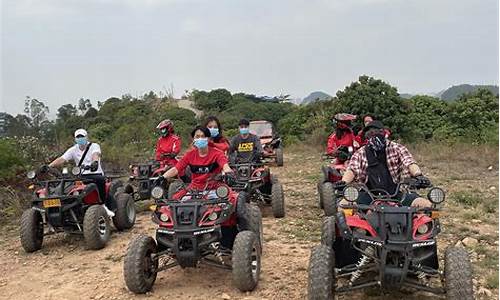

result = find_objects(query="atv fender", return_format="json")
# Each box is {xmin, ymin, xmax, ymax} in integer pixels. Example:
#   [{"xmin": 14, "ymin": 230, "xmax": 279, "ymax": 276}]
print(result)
[{"xmin": 82, "ymin": 183, "xmax": 101, "ymax": 205}]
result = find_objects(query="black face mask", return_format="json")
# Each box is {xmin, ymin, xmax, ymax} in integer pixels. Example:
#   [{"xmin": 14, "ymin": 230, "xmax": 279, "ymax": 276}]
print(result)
[{"xmin": 367, "ymin": 134, "xmax": 386, "ymax": 152}]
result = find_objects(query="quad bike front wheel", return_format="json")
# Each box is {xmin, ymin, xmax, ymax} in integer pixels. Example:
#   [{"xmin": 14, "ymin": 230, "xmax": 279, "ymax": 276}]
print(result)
[
  {"xmin": 113, "ymin": 192, "xmax": 136, "ymax": 230},
  {"xmin": 20, "ymin": 209, "xmax": 44, "ymax": 253},
  {"xmin": 444, "ymin": 246, "xmax": 474, "ymax": 300},
  {"xmin": 246, "ymin": 203, "xmax": 264, "ymax": 252},
  {"xmin": 320, "ymin": 216, "xmax": 336, "ymax": 248},
  {"xmin": 83, "ymin": 205, "xmax": 111, "ymax": 250},
  {"xmin": 123, "ymin": 234, "xmax": 159, "ymax": 294},
  {"xmin": 317, "ymin": 173, "xmax": 327, "ymax": 209},
  {"xmin": 271, "ymin": 181, "xmax": 285, "ymax": 218},
  {"xmin": 275, "ymin": 147, "xmax": 284, "ymax": 166},
  {"xmin": 308, "ymin": 245, "xmax": 335, "ymax": 300},
  {"xmin": 232, "ymin": 230, "xmax": 261, "ymax": 292},
  {"xmin": 321, "ymin": 182, "xmax": 337, "ymax": 216}
]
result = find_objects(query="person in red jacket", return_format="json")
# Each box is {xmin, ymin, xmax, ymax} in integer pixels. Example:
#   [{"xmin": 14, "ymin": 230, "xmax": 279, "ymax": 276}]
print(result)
[
  {"xmin": 326, "ymin": 113, "xmax": 358, "ymax": 162},
  {"xmin": 155, "ymin": 119, "xmax": 182, "ymax": 168},
  {"xmin": 203, "ymin": 115, "xmax": 230, "ymax": 154}
]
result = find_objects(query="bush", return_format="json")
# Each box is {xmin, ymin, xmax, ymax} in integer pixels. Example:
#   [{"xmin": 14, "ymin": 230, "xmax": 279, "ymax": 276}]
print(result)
[{"xmin": 0, "ymin": 139, "xmax": 23, "ymax": 180}]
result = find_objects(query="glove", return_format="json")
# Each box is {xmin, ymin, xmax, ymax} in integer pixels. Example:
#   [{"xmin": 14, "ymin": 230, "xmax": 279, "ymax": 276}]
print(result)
[
  {"xmin": 153, "ymin": 176, "xmax": 166, "ymax": 187},
  {"xmin": 224, "ymin": 172, "xmax": 237, "ymax": 186},
  {"xmin": 90, "ymin": 161, "xmax": 99, "ymax": 172},
  {"xmin": 414, "ymin": 175, "xmax": 431, "ymax": 188},
  {"xmin": 332, "ymin": 180, "xmax": 347, "ymax": 190},
  {"xmin": 39, "ymin": 165, "xmax": 50, "ymax": 174}
]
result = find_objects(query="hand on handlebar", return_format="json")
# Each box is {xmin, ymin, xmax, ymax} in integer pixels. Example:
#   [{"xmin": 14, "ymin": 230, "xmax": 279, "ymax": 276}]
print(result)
[
  {"xmin": 333, "ymin": 180, "xmax": 347, "ymax": 190},
  {"xmin": 413, "ymin": 175, "xmax": 431, "ymax": 188},
  {"xmin": 39, "ymin": 165, "xmax": 50, "ymax": 174}
]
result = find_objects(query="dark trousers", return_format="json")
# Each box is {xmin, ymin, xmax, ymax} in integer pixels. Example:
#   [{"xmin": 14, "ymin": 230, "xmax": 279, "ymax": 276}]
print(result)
[{"xmin": 82, "ymin": 174, "xmax": 114, "ymax": 210}]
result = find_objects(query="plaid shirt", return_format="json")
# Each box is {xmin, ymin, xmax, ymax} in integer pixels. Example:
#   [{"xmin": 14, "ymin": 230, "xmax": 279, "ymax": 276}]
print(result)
[{"xmin": 348, "ymin": 141, "xmax": 416, "ymax": 184}]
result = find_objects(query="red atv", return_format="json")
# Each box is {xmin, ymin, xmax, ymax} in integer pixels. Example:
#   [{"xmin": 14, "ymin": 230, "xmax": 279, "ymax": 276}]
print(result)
[
  {"xmin": 307, "ymin": 179, "xmax": 473, "ymax": 299},
  {"xmin": 317, "ymin": 146, "xmax": 353, "ymax": 216},
  {"xmin": 229, "ymin": 160, "xmax": 285, "ymax": 218},
  {"xmin": 125, "ymin": 154, "xmax": 189, "ymax": 201},
  {"xmin": 249, "ymin": 120, "xmax": 284, "ymax": 166},
  {"xmin": 123, "ymin": 177, "xmax": 263, "ymax": 294},
  {"xmin": 20, "ymin": 165, "xmax": 136, "ymax": 252}
]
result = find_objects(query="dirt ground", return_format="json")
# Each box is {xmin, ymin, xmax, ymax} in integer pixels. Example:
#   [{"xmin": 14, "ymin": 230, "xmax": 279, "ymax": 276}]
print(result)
[{"xmin": 0, "ymin": 146, "xmax": 498, "ymax": 300}]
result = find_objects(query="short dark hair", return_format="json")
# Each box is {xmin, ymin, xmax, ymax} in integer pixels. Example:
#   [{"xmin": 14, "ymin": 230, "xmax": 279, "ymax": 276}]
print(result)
[
  {"xmin": 239, "ymin": 118, "xmax": 250, "ymax": 126},
  {"xmin": 190, "ymin": 125, "xmax": 211, "ymax": 138}
]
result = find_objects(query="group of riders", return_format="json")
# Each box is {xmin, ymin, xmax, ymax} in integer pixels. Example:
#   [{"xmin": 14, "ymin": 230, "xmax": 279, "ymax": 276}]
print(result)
[{"xmin": 48, "ymin": 112, "xmax": 432, "ymax": 228}]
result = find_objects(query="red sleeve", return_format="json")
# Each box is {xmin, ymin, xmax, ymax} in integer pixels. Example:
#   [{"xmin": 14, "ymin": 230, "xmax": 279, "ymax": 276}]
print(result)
[
  {"xmin": 213, "ymin": 139, "xmax": 229, "ymax": 153},
  {"xmin": 155, "ymin": 139, "xmax": 162, "ymax": 161},
  {"xmin": 175, "ymin": 150, "xmax": 191, "ymax": 173},
  {"xmin": 215, "ymin": 149, "xmax": 229, "ymax": 168},
  {"xmin": 326, "ymin": 134, "xmax": 337, "ymax": 155},
  {"xmin": 172, "ymin": 136, "xmax": 181, "ymax": 155}
]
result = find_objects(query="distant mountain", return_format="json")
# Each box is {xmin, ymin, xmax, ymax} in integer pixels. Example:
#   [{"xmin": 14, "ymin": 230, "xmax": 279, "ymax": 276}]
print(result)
[
  {"xmin": 399, "ymin": 93, "xmax": 414, "ymax": 99},
  {"xmin": 302, "ymin": 91, "xmax": 332, "ymax": 104},
  {"xmin": 440, "ymin": 84, "xmax": 499, "ymax": 101}
]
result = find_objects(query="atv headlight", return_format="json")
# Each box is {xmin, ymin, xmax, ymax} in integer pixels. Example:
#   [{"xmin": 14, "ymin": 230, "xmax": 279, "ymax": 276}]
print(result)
[
  {"xmin": 159, "ymin": 213, "xmax": 169, "ymax": 222},
  {"xmin": 343, "ymin": 186, "xmax": 359, "ymax": 202},
  {"xmin": 62, "ymin": 167, "xmax": 69, "ymax": 175},
  {"xmin": 208, "ymin": 212, "xmax": 218, "ymax": 221},
  {"xmin": 72, "ymin": 166, "xmax": 81, "ymax": 176},
  {"xmin": 216, "ymin": 186, "xmax": 230, "ymax": 198},
  {"xmin": 427, "ymin": 187, "xmax": 445, "ymax": 204},
  {"xmin": 417, "ymin": 223, "xmax": 429, "ymax": 234},
  {"xmin": 27, "ymin": 170, "xmax": 36, "ymax": 179},
  {"xmin": 151, "ymin": 186, "xmax": 164, "ymax": 199}
]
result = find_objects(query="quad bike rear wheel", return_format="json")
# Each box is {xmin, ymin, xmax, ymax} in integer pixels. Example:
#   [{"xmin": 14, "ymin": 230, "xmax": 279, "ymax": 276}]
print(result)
[
  {"xmin": 20, "ymin": 209, "xmax": 44, "ymax": 253},
  {"xmin": 320, "ymin": 216, "xmax": 336, "ymax": 248},
  {"xmin": 317, "ymin": 173, "xmax": 326, "ymax": 209},
  {"xmin": 246, "ymin": 203, "xmax": 264, "ymax": 251},
  {"xmin": 232, "ymin": 230, "xmax": 261, "ymax": 292},
  {"xmin": 321, "ymin": 182, "xmax": 337, "ymax": 216},
  {"xmin": 444, "ymin": 246, "xmax": 474, "ymax": 300},
  {"xmin": 275, "ymin": 147, "xmax": 284, "ymax": 166},
  {"xmin": 271, "ymin": 181, "xmax": 285, "ymax": 218},
  {"xmin": 123, "ymin": 235, "xmax": 159, "ymax": 294},
  {"xmin": 167, "ymin": 179, "xmax": 185, "ymax": 199},
  {"xmin": 307, "ymin": 245, "xmax": 335, "ymax": 300},
  {"xmin": 113, "ymin": 192, "xmax": 136, "ymax": 230},
  {"xmin": 83, "ymin": 205, "xmax": 111, "ymax": 250}
]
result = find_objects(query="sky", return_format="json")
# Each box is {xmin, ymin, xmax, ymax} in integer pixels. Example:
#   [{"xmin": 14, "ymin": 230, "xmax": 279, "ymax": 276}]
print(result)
[{"xmin": 1, "ymin": 0, "xmax": 498, "ymax": 115}]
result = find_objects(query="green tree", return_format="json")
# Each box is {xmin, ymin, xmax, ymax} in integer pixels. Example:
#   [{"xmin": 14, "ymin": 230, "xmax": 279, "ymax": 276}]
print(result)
[
  {"xmin": 333, "ymin": 75, "xmax": 412, "ymax": 138},
  {"xmin": 407, "ymin": 95, "xmax": 448, "ymax": 139}
]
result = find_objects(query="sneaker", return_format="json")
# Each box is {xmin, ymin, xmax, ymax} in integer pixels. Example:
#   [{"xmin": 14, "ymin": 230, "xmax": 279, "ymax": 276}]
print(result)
[{"xmin": 104, "ymin": 205, "xmax": 115, "ymax": 217}]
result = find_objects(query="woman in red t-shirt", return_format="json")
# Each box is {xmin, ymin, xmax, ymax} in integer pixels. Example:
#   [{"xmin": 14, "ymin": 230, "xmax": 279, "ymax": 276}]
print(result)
[
  {"xmin": 203, "ymin": 116, "xmax": 230, "ymax": 154},
  {"xmin": 158, "ymin": 126, "xmax": 250, "ymax": 236},
  {"xmin": 160, "ymin": 126, "xmax": 233, "ymax": 190}
]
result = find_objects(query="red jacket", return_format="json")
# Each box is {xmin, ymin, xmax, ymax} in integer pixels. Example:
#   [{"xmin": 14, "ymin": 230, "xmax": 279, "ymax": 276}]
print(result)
[
  {"xmin": 209, "ymin": 136, "xmax": 230, "ymax": 154},
  {"xmin": 155, "ymin": 134, "xmax": 182, "ymax": 167},
  {"xmin": 327, "ymin": 131, "xmax": 356, "ymax": 155}
]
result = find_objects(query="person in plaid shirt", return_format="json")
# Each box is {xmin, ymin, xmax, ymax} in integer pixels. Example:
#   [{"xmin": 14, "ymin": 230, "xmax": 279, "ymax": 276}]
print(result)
[{"xmin": 337, "ymin": 120, "xmax": 432, "ymax": 208}]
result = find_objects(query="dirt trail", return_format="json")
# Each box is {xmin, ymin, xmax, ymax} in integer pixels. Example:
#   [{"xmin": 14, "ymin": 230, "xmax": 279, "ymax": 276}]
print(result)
[{"xmin": 0, "ymin": 149, "xmax": 497, "ymax": 300}]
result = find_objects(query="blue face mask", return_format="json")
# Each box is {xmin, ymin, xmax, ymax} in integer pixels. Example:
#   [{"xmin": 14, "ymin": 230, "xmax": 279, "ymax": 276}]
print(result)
[
  {"xmin": 193, "ymin": 138, "xmax": 208, "ymax": 149},
  {"xmin": 75, "ymin": 137, "xmax": 87, "ymax": 146},
  {"xmin": 239, "ymin": 127, "xmax": 249, "ymax": 135},
  {"xmin": 208, "ymin": 127, "xmax": 219, "ymax": 137}
]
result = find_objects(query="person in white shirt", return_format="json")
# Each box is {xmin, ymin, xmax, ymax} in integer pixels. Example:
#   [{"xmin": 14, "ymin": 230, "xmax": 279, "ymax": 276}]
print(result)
[{"xmin": 49, "ymin": 129, "xmax": 114, "ymax": 216}]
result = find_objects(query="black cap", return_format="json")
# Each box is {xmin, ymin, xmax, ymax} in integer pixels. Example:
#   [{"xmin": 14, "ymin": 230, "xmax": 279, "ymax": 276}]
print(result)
[
  {"xmin": 191, "ymin": 125, "xmax": 211, "ymax": 138},
  {"xmin": 363, "ymin": 120, "xmax": 384, "ymax": 132},
  {"xmin": 239, "ymin": 118, "xmax": 250, "ymax": 126}
]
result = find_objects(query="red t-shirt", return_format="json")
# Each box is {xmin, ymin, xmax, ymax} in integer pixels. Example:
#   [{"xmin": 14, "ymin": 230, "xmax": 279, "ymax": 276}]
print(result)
[{"xmin": 175, "ymin": 147, "xmax": 228, "ymax": 189}]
